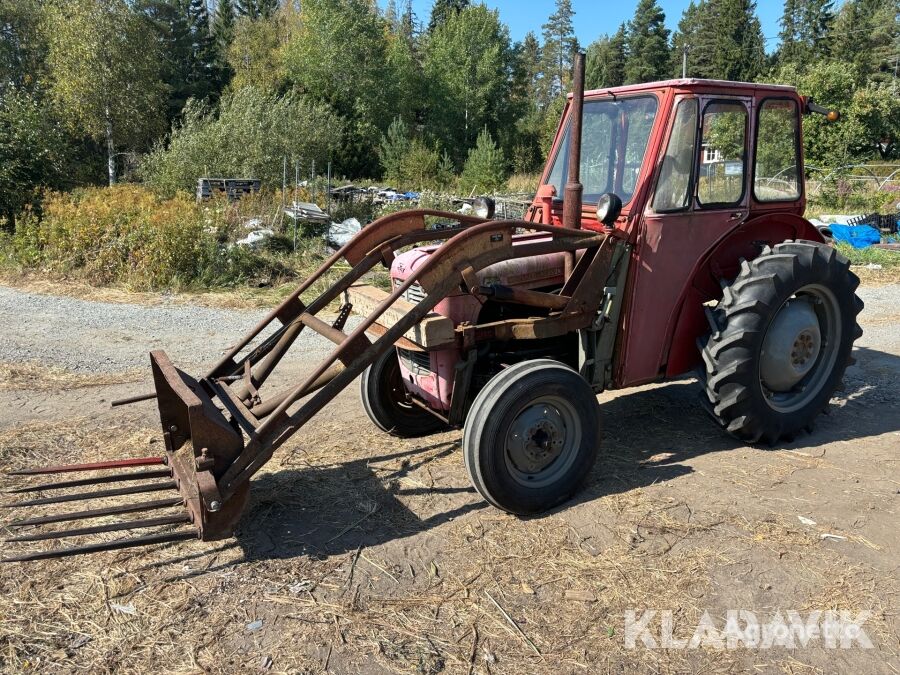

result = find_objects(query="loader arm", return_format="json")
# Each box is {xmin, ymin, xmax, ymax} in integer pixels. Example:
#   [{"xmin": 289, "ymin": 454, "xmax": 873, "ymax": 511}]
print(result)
[{"xmin": 5, "ymin": 209, "xmax": 610, "ymax": 561}]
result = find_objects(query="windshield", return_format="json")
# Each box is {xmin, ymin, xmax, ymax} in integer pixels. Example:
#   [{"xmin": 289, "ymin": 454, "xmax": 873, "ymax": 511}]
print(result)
[{"xmin": 546, "ymin": 96, "xmax": 658, "ymax": 205}]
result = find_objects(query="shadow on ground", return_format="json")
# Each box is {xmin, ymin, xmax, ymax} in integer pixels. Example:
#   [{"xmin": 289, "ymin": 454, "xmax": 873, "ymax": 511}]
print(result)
[{"xmin": 199, "ymin": 347, "xmax": 900, "ymax": 564}]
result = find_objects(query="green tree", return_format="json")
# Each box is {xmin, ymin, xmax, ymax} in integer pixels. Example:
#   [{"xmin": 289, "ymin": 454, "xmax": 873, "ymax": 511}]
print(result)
[
  {"xmin": 0, "ymin": 0, "xmax": 46, "ymax": 94},
  {"xmin": 427, "ymin": 0, "xmax": 469, "ymax": 33},
  {"xmin": 227, "ymin": 13, "xmax": 284, "ymax": 91},
  {"xmin": 140, "ymin": 87, "xmax": 343, "ymax": 195},
  {"xmin": 508, "ymin": 31, "xmax": 545, "ymax": 172},
  {"xmin": 0, "ymin": 92, "xmax": 71, "ymax": 229},
  {"xmin": 379, "ymin": 116, "xmax": 411, "ymax": 184},
  {"xmin": 540, "ymin": 0, "xmax": 578, "ymax": 101},
  {"xmin": 211, "ymin": 0, "xmax": 235, "ymax": 88},
  {"xmin": 42, "ymin": 0, "xmax": 166, "ymax": 186},
  {"xmin": 831, "ymin": 0, "xmax": 900, "ymax": 83},
  {"xmin": 459, "ymin": 127, "xmax": 507, "ymax": 194},
  {"xmin": 771, "ymin": 60, "xmax": 899, "ymax": 166},
  {"xmin": 672, "ymin": 0, "xmax": 764, "ymax": 81},
  {"xmin": 399, "ymin": 139, "xmax": 452, "ymax": 189},
  {"xmin": 624, "ymin": 0, "xmax": 670, "ymax": 84},
  {"xmin": 422, "ymin": 4, "xmax": 514, "ymax": 165},
  {"xmin": 777, "ymin": 0, "xmax": 834, "ymax": 67},
  {"xmin": 385, "ymin": 2, "xmax": 422, "ymax": 127},
  {"xmin": 139, "ymin": 0, "xmax": 219, "ymax": 121},
  {"xmin": 235, "ymin": 0, "xmax": 279, "ymax": 20},
  {"xmin": 586, "ymin": 24, "xmax": 626, "ymax": 88},
  {"xmin": 281, "ymin": 0, "xmax": 390, "ymax": 176}
]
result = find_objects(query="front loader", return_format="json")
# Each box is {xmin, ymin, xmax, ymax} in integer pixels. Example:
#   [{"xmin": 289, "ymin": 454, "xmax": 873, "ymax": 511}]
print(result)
[{"xmin": 4, "ymin": 55, "xmax": 863, "ymax": 561}]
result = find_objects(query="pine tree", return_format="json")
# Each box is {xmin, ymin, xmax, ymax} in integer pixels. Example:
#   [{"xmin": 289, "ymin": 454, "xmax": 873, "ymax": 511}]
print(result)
[
  {"xmin": 831, "ymin": 0, "xmax": 899, "ymax": 83},
  {"xmin": 385, "ymin": 0, "xmax": 399, "ymax": 29},
  {"xmin": 670, "ymin": 1, "xmax": 704, "ymax": 78},
  {"xmin": 670, "ymin": 0, "xmax": 764, "ymax": 81},
  {"xmin": 777, "ymin": 0, "xmax": 834, "ymax": 66},
  {"xmin": 235, "ymin": 0, "xmax": 278, "ymax": 20},
  {"xmin": 624, "ymin": 0, "xmax": 670, "ymax": 84},
  {"xmin": 540, "ymin": 0, "xmax": 577, "ymax": 100},
  {"xmin": 460, "ymin": 127, "xmax": 507, "ymax": 194},
  {"xmin": 717, "ymin": 0, "xmax": 765, "ymax": 81},
  {"xmin": 586, "ymin": 24, "xmax": 626, "ymax": 88},
  {"xmin": 212, "ymin": 0, "xmax": 235, "ymax": 68},
  {"xmin": 379, "ymin": 116, "xmax": 411, "ymax": 183},
  {"xmin": 427, "ymin": 0, "xmax": 469, "ymax": 33},
  {"xmin": 139, "ymin": 0, "xmax": 218, "ymax": 119}
]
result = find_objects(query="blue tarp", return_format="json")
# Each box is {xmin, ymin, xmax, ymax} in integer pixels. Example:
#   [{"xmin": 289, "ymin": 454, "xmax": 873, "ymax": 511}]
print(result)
[{"xmin": 828, "ymin": 224, "xmax": 882, "ymax": 249}]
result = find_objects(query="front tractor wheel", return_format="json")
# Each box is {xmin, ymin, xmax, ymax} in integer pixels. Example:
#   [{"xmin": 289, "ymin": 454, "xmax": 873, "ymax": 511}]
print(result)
[
  {"xmin": 360, "ymin": 348, "xmax": 447, "ymax": 438},
  {"xmin": 463, "ymin": 359, "xmax": 601, "ymax": 515},
  {"xmin": 700, "ymin": 241, "xmax": 863, "ymax": 444}
]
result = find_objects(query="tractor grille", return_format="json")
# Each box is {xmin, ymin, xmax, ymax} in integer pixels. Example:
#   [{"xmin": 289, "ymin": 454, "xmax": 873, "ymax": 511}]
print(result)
[
  {"xmin": 394, "ymin": 278, "xmax": 427, "ymax": 304},
  {"xmin": 397, "ymin": 348, "xmax": 432, "ymax": 375}
]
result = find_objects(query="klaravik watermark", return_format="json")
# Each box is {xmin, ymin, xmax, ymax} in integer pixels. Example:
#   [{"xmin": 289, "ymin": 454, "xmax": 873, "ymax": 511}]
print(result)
[{"xmin": 624, "ymin": 610, "xmax": 873, "ymax": 649}]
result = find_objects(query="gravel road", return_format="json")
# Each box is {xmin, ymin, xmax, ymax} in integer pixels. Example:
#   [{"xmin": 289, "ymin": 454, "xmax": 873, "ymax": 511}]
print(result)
[
  {"xmin": 0, "ymin": 286, "xmax": 355, "ymax": 373},
  {"xmin": 2, "ymin": 281, "xmax": 897, "ymax": 374}
]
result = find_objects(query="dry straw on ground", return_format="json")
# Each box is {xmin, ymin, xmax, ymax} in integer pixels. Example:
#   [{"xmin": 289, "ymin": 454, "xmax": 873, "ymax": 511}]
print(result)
[
  {"xmin": 1, "ymin": 415, "xmax": 896, "ymax": 674},
  {"xmin": 0, "ymin": 362, "xmax": 142, "ymax": 392}
]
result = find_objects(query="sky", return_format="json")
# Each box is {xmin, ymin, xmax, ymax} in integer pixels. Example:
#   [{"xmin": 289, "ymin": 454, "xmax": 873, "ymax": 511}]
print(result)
[{"xmin": 380, "ymin": 0, "xmax": 788, "ymax": 52}]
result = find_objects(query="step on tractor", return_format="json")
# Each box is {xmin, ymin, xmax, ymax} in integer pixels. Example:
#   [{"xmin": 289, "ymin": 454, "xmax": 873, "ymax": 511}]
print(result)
[{"xmin": 5, "ymin": 55, "xmax": 863, "ymax": 562}]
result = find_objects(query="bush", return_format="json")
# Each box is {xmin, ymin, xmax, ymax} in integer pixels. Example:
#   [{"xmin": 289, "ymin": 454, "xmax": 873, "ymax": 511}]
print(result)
[
  {"xmin": 459, "ymin": 127, "xmax": 508, "ymax": 195},
  {"xmin": 8, "ymin": 185, "xmax": 286, "ymax": 290},
  {"xmin": 140, "ymin": 88, "xmax": 343, "ymax": 197}
]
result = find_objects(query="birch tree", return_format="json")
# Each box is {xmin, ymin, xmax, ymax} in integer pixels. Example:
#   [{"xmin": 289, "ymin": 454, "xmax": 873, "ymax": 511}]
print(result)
[{"xmin": 42, "ymin": 0, "xmax": 165, "ymax": 185}]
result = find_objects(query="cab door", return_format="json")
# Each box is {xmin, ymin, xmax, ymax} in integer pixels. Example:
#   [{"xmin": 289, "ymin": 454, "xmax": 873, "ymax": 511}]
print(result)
[{"xmin": 619, "ymin": 94, "xmax": 754, "ymax": 386}]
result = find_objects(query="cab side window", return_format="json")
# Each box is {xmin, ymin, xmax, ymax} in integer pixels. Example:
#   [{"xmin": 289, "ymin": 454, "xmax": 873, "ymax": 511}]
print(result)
[
  {"xmin": 697, "ymin": 102, "xmax": 747, "ymax": 206},
  {"xmin": 754, "ymin": 99, "xmax": 801, "ymax": 201},
  {"xmin": 652, "ymin": 98, "xmax": 698, "ymax": 212}
]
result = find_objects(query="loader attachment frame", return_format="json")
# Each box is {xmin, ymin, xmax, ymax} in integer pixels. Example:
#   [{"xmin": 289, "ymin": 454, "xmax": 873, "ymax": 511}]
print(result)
[{"xmin": 5, "ymin": 209, "xmax": 613, "ymax": 560}]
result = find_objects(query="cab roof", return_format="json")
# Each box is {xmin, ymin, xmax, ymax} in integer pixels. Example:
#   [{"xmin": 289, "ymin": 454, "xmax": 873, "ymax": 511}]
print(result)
[{"xmin": 572, "ymin": 78, "xmax": 798, "ymax": 100}]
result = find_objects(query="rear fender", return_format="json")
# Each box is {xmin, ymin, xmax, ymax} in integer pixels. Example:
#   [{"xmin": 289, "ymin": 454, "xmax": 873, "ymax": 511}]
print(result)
[{"xmin": 664, "ymin": 214, "xmax": 824, "ymax": 378}]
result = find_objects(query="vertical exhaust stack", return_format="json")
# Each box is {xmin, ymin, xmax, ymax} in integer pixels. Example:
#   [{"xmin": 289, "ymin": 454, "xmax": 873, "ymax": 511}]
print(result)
[{"xmin": 563, "ymin": 52, "xmax": 586, "ymax": 279}]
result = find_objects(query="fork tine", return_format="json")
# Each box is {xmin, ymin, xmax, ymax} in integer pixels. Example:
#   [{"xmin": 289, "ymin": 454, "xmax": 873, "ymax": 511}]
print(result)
[
  {"xmin": 8, "ymin": 457, "xmax": 165, "ymax": 476},
  {"xmin": 6, "ymin": 514, "xmax": 192, "ymax": 542},
  {"xmin": 1, "ymin": 530, "xmax": 198, "ymax": 562},
  {"xmin": 3, "ymin": 481, "xmax": 178, "ymax": 508},
  {"xmin": 6, "ymin": 469, "xmax": 172, "ymax": 494},
  {"xmin": 6, "ymin": 497, "xmax": 184, "ymax": 529}
]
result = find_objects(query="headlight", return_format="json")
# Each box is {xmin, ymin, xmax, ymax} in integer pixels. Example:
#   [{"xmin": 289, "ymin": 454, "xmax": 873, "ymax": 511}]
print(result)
[
  {"xmin": 473, "ymin": 197, "xmax": 496, "ymax": 220},
  {"xmin": 595, "ymin": 193, "xmax": 623, "ymax": 226}
]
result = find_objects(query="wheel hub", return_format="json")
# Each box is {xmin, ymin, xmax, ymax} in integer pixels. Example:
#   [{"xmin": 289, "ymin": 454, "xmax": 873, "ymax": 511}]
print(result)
[
  {"xmin": 760, "ymin": 298, "xmax": 821, "ymax": 392},
  {"xmin": 507, "ymin": 404, "xmax": 566, "ymax": 474}
]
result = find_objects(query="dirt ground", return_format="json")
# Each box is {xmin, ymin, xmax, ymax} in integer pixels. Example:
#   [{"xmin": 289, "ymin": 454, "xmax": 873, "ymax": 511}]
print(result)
[{"xmin": 0, "ymin": 281, "xmax": 897, "ymax": 674}]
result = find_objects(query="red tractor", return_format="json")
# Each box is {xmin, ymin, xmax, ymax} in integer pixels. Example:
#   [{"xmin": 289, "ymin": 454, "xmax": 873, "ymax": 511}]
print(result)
[{"xmin": 6, "ymin": 56, "xmax": 862, "ymax": 561}]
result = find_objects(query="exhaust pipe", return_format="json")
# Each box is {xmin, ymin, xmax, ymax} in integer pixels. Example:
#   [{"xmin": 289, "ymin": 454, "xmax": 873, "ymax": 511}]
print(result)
[{"xmin": 563, "ymin": 52, "xmax": 585, "ymax": 279}]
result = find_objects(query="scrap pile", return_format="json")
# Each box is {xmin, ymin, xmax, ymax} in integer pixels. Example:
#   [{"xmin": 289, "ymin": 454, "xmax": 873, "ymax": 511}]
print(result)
[{"xmin": 810, "ymin": 211, "xmax": 900, "ymax": 251}]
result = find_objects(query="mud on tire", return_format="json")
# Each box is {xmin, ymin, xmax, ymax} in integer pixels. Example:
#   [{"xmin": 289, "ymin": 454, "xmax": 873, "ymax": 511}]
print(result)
[{"xmin": 699, "ymin": 240, "xmax": 863, "ymax": 444}]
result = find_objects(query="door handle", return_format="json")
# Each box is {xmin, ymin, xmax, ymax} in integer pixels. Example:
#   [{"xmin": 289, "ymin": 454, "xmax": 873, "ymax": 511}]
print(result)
[{"xmin": 729, "ymin": 211, "xmax": 745, "ymax": 220}]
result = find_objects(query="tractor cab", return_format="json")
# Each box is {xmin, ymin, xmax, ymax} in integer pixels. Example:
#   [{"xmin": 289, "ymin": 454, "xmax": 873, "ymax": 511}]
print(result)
[
  {"xmin": 531, "ymin": 80, "xmax": 827, "ymax": 387},
  {"xmin": 532, "ymin": 79, "xmax": 808, "ymax": 237}
]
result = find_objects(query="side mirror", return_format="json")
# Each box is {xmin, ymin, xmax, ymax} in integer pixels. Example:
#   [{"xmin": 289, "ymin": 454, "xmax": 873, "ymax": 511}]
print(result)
[{"xmin": 595, "ymin": 193, "xmax": 622, "ymax": 226}]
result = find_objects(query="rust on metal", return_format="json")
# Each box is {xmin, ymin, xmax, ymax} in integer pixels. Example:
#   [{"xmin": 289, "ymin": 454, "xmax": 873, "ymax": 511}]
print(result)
[
  {"xmin": 8, "ymin": 457, "xmax": 165, "ymax": 476},
  {"xmin": 2, "ymin": 530, "xmax": 198, "ymax": 563},
  {"xmin": 5, "ymin": 469, "xmax": 172, "ymax": 494}
]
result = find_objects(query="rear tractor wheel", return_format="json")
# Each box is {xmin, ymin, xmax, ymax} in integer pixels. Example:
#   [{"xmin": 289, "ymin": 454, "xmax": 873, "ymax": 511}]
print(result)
[
  {"xmin": 463, "ymin": 359, "xmax": 601, "ymax": 515},
  {"xmin": 700, "ymin": 241, "xmax": 863, "ymax": 444},
  {"xmin": 360, "ymin": 348, "xmax": 447, "ymax": 438}
]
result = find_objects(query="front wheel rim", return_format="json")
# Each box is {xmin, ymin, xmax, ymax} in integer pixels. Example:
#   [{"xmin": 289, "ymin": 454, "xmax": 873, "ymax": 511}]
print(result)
[
  {"xmin": 759, "ymin": 284, "xmax": 841, "ymax": 413},
  {"xmin": 504, "ymin": 395, "xmax": 582, "ymax": 488}
]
